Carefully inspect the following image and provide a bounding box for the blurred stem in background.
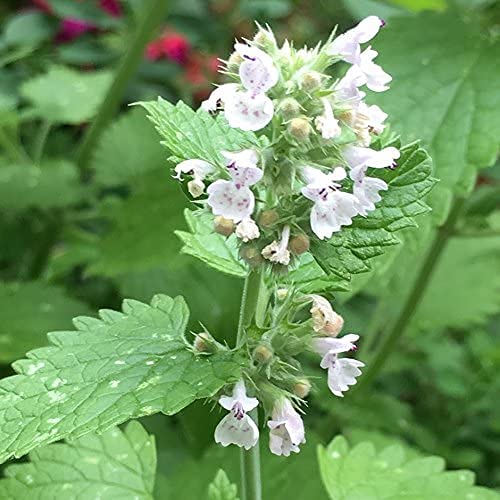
[357,196,467,391]
[76,0,171,174]
[237,269,265,500]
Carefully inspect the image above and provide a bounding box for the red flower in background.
[32,0,122,43]
[146,31,191,65]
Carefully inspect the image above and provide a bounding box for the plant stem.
[33,120,52,164]
[0,127,30,163]
[357,196,467,391]
[237,268,264,500]
[75,0,170,173]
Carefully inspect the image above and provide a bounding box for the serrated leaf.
[21,66,111,124]
[176,209,247,278]
[0,281,91,363]
[310,142,434,290]
[373,11,500,205]
[208,470,239,500]
[88,169,188,277]
[92,108,167,187]
[0,160,84,210]
[0,421,156,499]
[318,435,499,500]
[138,98,259,165]
[0,294,241,463]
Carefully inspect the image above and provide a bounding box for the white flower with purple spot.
[214,380,259,450]
[351,167,388,216]
[301,166,359,240]
[357,46,392,92]
[174,159,215,198]
[343,145,400,171]
[207,149,263,222]
[268,398,305,456]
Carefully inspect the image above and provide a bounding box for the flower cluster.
[174,17,399,270]
[209,293,362,456]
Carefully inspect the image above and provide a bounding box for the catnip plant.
[0,13,442,500]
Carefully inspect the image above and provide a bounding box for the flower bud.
[253,344,273,364]
[288,118,312,141]
[253,26,277,52]
[276,288,288,300]
[227,51,243,72]
[193,332,212,352]
[235,218,260,242]
[300,71,322,92]
[214,216,235,236]
[310,295,344,336]
[187,179,205,198]
[289,234,310,255]
[258,209,279,228]
[293,379,312,399]
[240,245,264,267]
[278,98,301,119]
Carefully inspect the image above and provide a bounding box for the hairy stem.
[76,0,170,173]
[357,196,466,391]
[237,269,264,500]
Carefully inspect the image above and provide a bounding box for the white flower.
[335,65,366,104]
[236,217,260,242]
[268,398,305,456]
[262,225,291,265]
[312,334,359,359]
[207,149,263,222]
[315,98,341,140]
[201,83,239,112]
[224,90,274,131]
[301,167,358,240]
[308,294,344,336]
[235,43,279,95]
[351,167,388,216]
[174,159,215,198]
[328,16,384,64]
[357,47,392,92]
[358,102,387,135]
[324,356,365,397]
[343,145,400,170]
[214,380,259,450]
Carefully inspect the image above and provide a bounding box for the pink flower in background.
[146,31,191,64]
[56,18,94,43]
[100,0,122,17]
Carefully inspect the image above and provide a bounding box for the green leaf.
[3,12,56,47]
[92,108,167,187]
[318,435,500,500]
[176,210,247,278]
[21,66,112,124]
[387,0,446,11]
[208,470,240,500]
[0,282,91,363]
[138,98,259,165]
[88,169,188,277]
[414,235,500,331]
[373,11,500,208]
[0,160,85,210]
[0,294,241,463]
[0,421,156,499]
[310,141,435,290]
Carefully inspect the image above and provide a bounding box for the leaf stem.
[237,268,264,500]
[75,0,170,173]
[357,196,467,391]
[33,120,52,164]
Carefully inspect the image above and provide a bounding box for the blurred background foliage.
[0,0,499,495]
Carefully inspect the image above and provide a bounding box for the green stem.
[33,120,52,164]
[357,196,467,391]
[0,127,30,163]
[236,268,264,500]
[75,0,170,173]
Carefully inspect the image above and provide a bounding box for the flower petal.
[207,180,255,222]
[235,43,279,95]
[224,90,274,131]
[214,413,259,450]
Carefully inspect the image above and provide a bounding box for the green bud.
[193,332,212,353]
[288,118,312,141]
[253,26,277,52]
[214,216,235,236]
[253,344,274,364]
[300,71,322,92]
[293,379,312,398]
[240,245,264,267]
[278,98,301,119]
[226,51,243,73]
[258,209,279,228]
[289,234,310,255]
